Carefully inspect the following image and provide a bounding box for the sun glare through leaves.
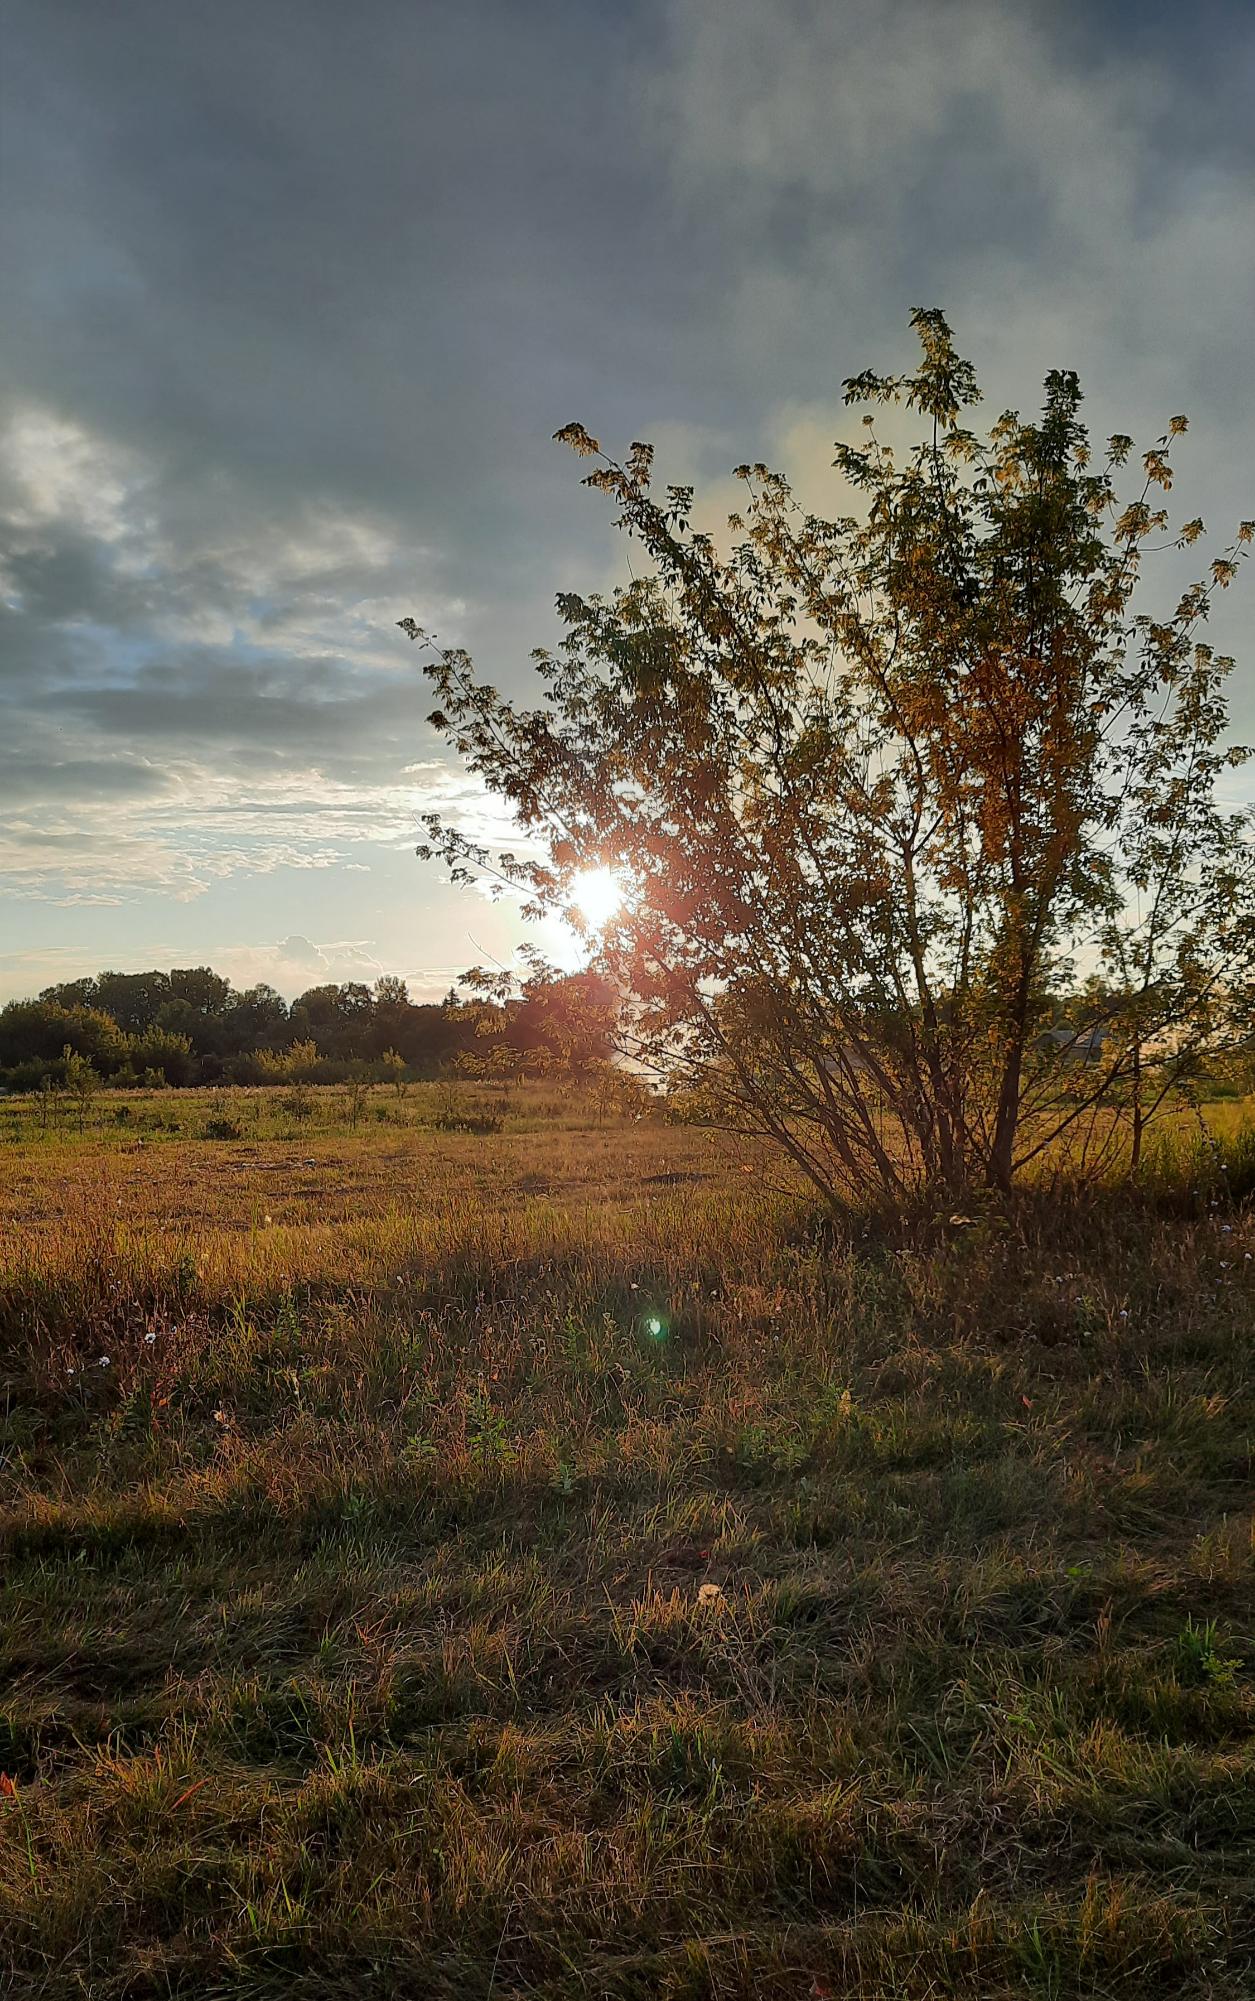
[570,865,622,931]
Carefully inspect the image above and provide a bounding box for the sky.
[2,0,1254,1003]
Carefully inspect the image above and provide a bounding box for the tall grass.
[0,1091,1252,1996]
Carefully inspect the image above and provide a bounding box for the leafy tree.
[224,983,289,1054]
[289,982,374,1059]
[405,310,1255,1207]
[168,966,231,1016]
[154,997,227,1058]
[89,970,172,1034]
[369,975,417,1059]
[0,1000,129,1076]
[38,978,96,1010]
[129,1027,195,1087]
[444,971,516,1084]
[511,971,617,1079]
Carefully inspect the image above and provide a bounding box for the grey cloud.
[1,0,680,593]
[46,651,431,785]
[2,0,1254,936]
[0,753,170,806]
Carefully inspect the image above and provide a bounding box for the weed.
[1175,1615,1242,1689]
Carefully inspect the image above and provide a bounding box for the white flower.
[98,1355,110,1368]
[144,1332,157,1344]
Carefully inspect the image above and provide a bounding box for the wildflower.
[98,1355,110,1368]
[144,1331,157,1344]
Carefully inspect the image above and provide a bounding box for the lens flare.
[570,865,622,930]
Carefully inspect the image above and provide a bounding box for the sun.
[570,865,623,931]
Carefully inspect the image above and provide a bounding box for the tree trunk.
[988,1040,1023,1192]
[1129,1040,1144,1173]
[988,949,1035,1192]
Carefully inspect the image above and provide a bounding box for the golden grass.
[0,1085,1252,1997]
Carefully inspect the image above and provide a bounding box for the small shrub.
[203,1115,244,1141]
[434,1110,503,1136]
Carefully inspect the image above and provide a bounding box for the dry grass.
[0,1086,1252,1997]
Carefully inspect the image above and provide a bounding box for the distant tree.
[369,975,417,1059]
[406,310,1255,1207]
[39,978,97,1011]
[89,971,172,1034]
[168,966,231,1015]
[401,999,480,1076]
[2,968,496,1091]
[224,983,289,1054]
[511,971,617,1078]
[289,982,374,1059]
[444,971,515,1083]
[129,1027,195,1087]
[447,969,617,1082]
[154,997,227,1058]
[0,999,129,1077]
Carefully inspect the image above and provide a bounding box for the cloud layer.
[3,0,1254,995]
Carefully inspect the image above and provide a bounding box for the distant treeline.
[0,967,616,1091]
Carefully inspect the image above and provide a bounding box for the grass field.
[1,1085,1253,1997]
